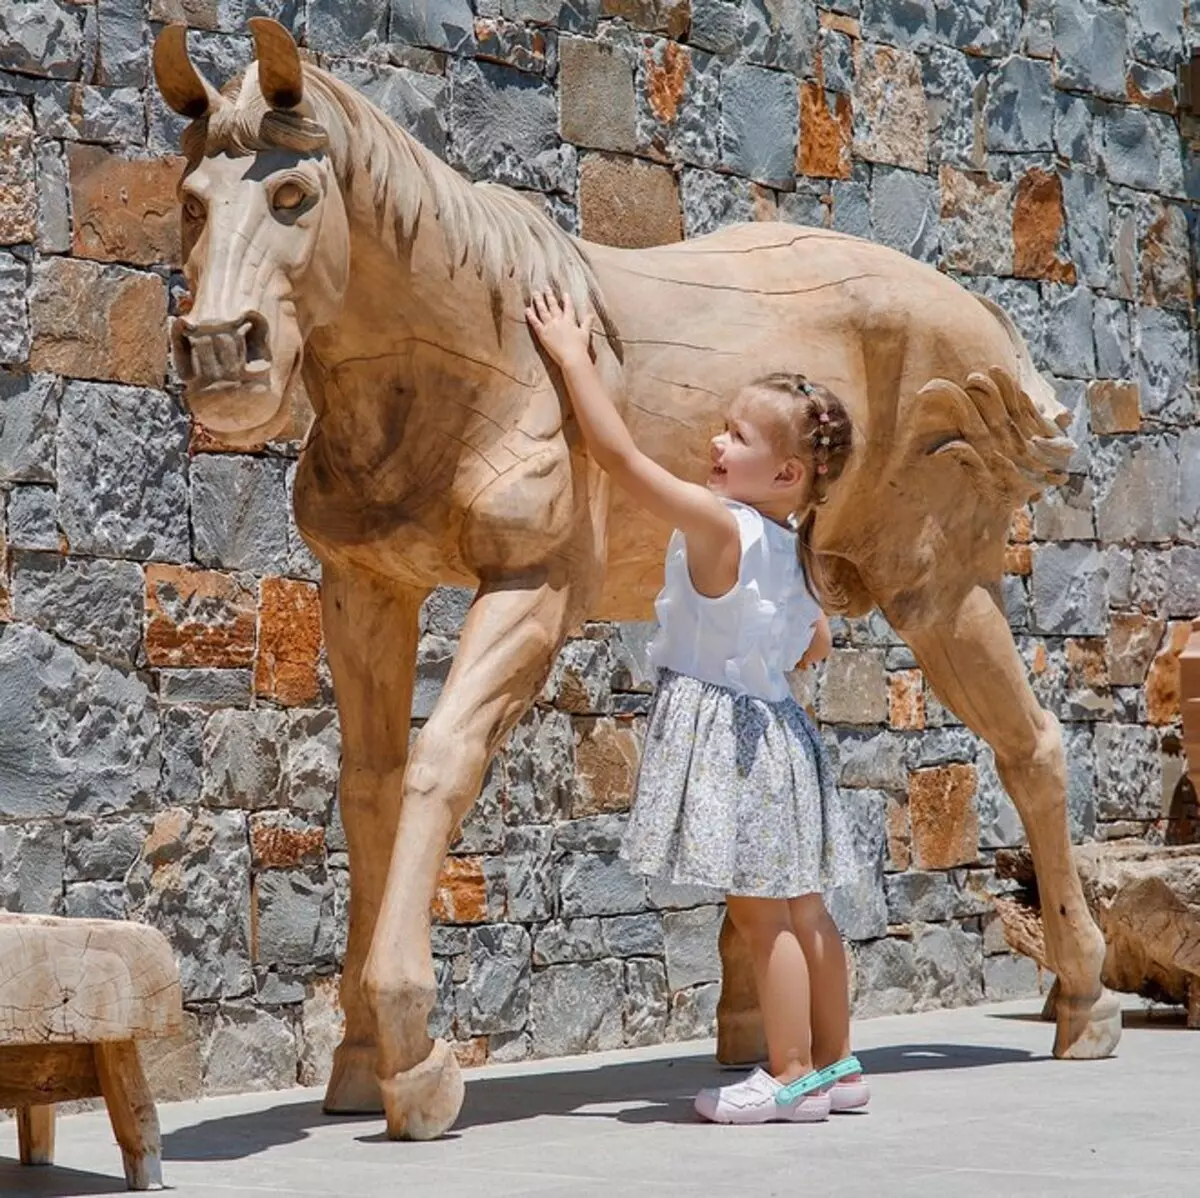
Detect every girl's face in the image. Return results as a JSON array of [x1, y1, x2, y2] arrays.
[[707, 392, 806, 507]]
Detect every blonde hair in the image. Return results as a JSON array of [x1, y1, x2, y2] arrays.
[[747, 373, 853, 609]]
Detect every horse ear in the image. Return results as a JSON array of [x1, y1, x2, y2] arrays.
[[153, 23, 223, 118], [249, 17, 304, 109]]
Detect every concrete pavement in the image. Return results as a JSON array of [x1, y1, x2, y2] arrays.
[[2, 998, 1195, 1198]]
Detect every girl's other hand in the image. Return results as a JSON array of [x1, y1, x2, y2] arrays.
[[526, 289, 592, 368]]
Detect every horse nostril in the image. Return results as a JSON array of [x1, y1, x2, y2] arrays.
[[171, 320, 197, 380], [239, 311, 271, 370]]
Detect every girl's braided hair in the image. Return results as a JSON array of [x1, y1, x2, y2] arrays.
[[750, 372, 854, 608]]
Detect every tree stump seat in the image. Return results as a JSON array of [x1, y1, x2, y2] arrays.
[[0, 913, 182, 1191]]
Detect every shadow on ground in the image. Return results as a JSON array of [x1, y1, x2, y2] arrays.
[[990, 1005, 1186, 1030], [155, 1039, 1036, 1159], [0, 1162, 128, 1198]]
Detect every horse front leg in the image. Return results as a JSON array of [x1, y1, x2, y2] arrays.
[[321, 565, 427, 1115], [894, 585, 1120, 1059], [362, 569, 582, 1139]]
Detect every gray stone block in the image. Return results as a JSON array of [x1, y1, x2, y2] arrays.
[[611, 622, 656, 693], [559, 851, 645, 916], [201, 709, 289, 810], [1093, 435, 1179, 545], [1093, 296, 1132, 379], [0, 0, 84, 80], [449, 59, 572, 194], [307, 0, 386, 55], [0, 251, 29, 365], [985, 56, 1053, 152], [820, 648, 888, 725], [831, 178, 871, 237], [645, 875, 723, 909], [869, 166, 939, 263], [0, 821, 64, 914], [256, 871, 337, 967], [286, 709, 340, 818], [65, 818, 143, 882], [391, 0, 475, 53], [504, 708, 576, 824], [1053, 92, 1096, 167], [64, 880, 126, 920], [601, 912, 665, 958], [861, 0, 935, 48], [690, 0, 743, 53], [7, 485, 57, 550], [553, 813, 626, 853], [984, 952, 1042, 1000], [1053, 0, 1127, 100], [934, 0, 1022, 56], [1032, 474, 1095, 541], [533, 918, 604, 965], [203, 1003, 298, 1094], [742, 0, 814, 74], [0, 372, 57, 483], [1166, 547, 1200, 617], [420, 586, 473, 637], [835, 728, 909, 791], [820, 27, 854, 92], [680, 167, 763, 238], [45, 82, 144, 146], [635, 42, 722, 170], [159, 669, 253, 708], [975, 745, 1024, 849], [1180, 428, 1200, 544], [504, 825, 556, 922], [912, 728, 978, 767], [922, 46, 986, 171], [58, 382, 190, 563], [666, 980, 719, 1040], [326, 61, 447, 157], [11, 551, 143, 663], [1094, 723, 1161, 821], [1136, 306, 1193, 424], [852, 936, 916, 1016], [127, 808, 252, 1002], [96, 0, 147, 87], [162, 706, 204, 806], [0, 623, 159, 821], [623, 957, 669, 1046], [719, 64, 798, 188], [1041, 285, 1095, 379], [776, 184, 826, 229], [663, 905, 722, 991], [827, 788, 887, 941], [1102, 106, 1185, 196], [191, 454, 290, 575], [530, 960, 623, 1056], [1128, 0, 1185, 66], [885, 869, 988, 923], [1031, 543, 1108, 635], [412, 634, 453, 719], [913, 922, 984, 1008], [457, 924, 531, 1036], [558, 36, 636, 153]]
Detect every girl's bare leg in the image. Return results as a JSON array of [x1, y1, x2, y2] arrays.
[[725, 895, 814, 1083], [788, 894, 853, 1070]]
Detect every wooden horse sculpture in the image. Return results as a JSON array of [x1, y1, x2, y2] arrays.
[[154, 19, 1121, 1140]]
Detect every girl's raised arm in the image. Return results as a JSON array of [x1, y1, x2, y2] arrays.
[[526, 290, 738, 561]]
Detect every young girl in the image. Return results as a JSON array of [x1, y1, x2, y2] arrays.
[[526, 290, 866, 1125]]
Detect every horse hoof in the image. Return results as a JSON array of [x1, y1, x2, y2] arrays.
[[379, 1039, 465, 1140], [324, 1043, 384, 1115], [1052, 987, 1122, 1060]]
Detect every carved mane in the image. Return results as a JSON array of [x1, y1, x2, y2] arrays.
[[185, 62, 610, 329]]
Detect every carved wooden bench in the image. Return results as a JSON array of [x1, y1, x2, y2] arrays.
[[0, 914, 182, 1190]]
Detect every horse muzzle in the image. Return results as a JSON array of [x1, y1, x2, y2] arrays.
[[172, 310, 273, 394]]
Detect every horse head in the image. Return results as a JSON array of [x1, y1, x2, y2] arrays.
[[153, 20, 350, 447]]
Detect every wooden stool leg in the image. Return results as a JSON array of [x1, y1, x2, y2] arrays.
[[17, 1105, 55, 1166], [94, 1042, 163, 1191]]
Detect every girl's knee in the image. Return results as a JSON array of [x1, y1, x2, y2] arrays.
[[788, 893, 833, 929], [727, 895, 792, 944]]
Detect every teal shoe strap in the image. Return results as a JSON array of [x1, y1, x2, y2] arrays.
[[775, 1056, 863, 1105]]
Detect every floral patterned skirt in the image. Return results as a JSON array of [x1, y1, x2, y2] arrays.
[[621, 669, 860, 900]]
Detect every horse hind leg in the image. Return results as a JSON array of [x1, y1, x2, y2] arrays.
[[893, 585, 1120, 1059]]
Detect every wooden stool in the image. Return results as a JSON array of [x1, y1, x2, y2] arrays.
[[0, 914, 182, 1190]]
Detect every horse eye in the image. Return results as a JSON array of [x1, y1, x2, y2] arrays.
[[182, 195, 206, 222], [271, 181, 309, 213]]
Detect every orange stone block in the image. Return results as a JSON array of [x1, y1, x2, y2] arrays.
[[1146, 621, 1193, 727], [909, 763, 979, 870], [1004, 543, 1032, 576], [798, 82, 852, 180], [888, 669, 926, 731], [0, 99, 37, 245], [145, 563, 257, 668], [1012, 168, 1076, 284], [255, 577, 323, 707], [579, 153, 683, 249], [573, 716, 640, 817], [431, 856, 489, 924], [886, 795, 911, 872], [644, 40, 689, 124], [1087, 380, 1141, 435], [68, 145, 186, 266], [1010, 508, 1032, 543], [452, 1037, 489, 1068], [1107, 613, 1165, 687], [30, 256, 167, 388], [250, 814, 326, 870]]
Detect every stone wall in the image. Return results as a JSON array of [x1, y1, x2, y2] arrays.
[[0, 0, 1197, 1097]]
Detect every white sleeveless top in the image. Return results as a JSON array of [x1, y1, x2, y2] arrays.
[[647, 500, 822, 703]]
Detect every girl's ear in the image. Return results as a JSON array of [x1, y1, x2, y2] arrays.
[[775, 457, 805, 488]]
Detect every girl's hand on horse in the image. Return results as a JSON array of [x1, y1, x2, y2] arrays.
[[526, 290, 592, 368]]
